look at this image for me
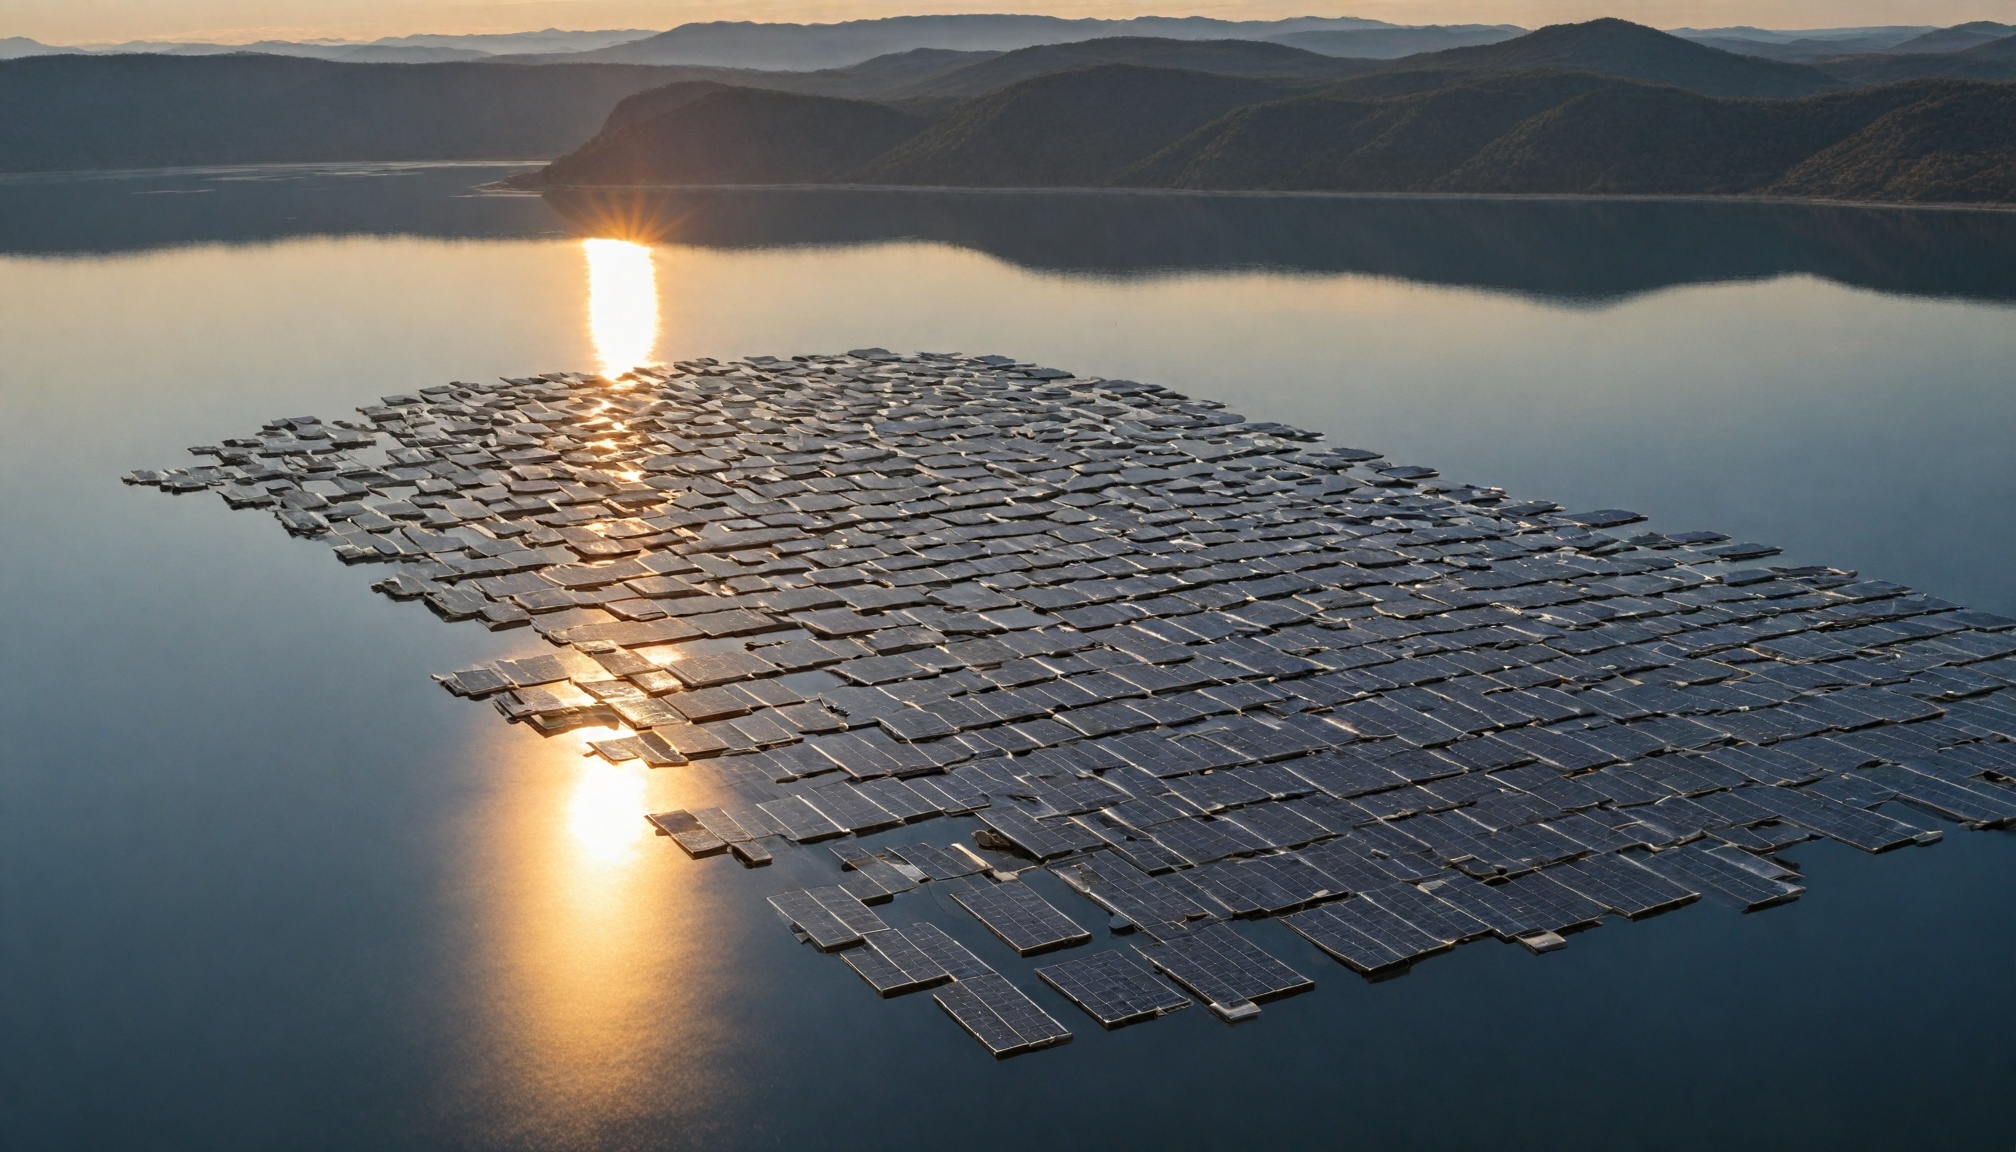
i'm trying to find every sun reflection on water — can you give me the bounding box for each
[583,238,659,378]
[565,739,649,865]
[453,719,730,1144]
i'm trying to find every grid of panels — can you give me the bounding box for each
[139,349,2016,1058]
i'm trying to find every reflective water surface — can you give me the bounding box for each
[3,165,2015,1151]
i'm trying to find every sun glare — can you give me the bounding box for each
[583,238,659,379]
[565,752,649,865]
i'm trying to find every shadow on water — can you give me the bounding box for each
[8,164,2016,305]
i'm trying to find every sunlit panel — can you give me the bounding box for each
[583,238,659,379]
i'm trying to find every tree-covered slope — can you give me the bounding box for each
[854,65,1303,185]
[525,87,931,186]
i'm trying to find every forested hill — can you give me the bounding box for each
[517,54,2016,206]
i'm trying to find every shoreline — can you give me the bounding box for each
[503,179,2016,215]
[0,163,2010,214]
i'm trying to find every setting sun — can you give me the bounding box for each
[584,238,659,379]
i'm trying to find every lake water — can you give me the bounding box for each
[3,164,2014,1150]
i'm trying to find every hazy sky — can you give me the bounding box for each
[11,0,2015,45]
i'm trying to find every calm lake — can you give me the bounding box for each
[3,164,2014,1150]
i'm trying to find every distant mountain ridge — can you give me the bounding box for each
[0,49,1006,172]
[1377,18,1842,97]
[16,16,2016,70]
[1886,22,2016,54]
[0,55,752,170]
[15,14,2016,78]
[1820,33,2016,86]
[7,16,2016,200]
[886,37,1372,100]
[0,28,655,63]
[531,15,1400,69]
[513,22,2016,207]
[1274,26,1522,58]
[1677,27,1929,62]
[0,36,68,60]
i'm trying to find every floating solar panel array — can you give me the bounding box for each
[131,349,2016,1057]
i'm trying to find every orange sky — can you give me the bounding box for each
[13,0,2016,46]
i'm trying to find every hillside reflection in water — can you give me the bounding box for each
[7,165,2016,304]
[544,186,2016,303]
